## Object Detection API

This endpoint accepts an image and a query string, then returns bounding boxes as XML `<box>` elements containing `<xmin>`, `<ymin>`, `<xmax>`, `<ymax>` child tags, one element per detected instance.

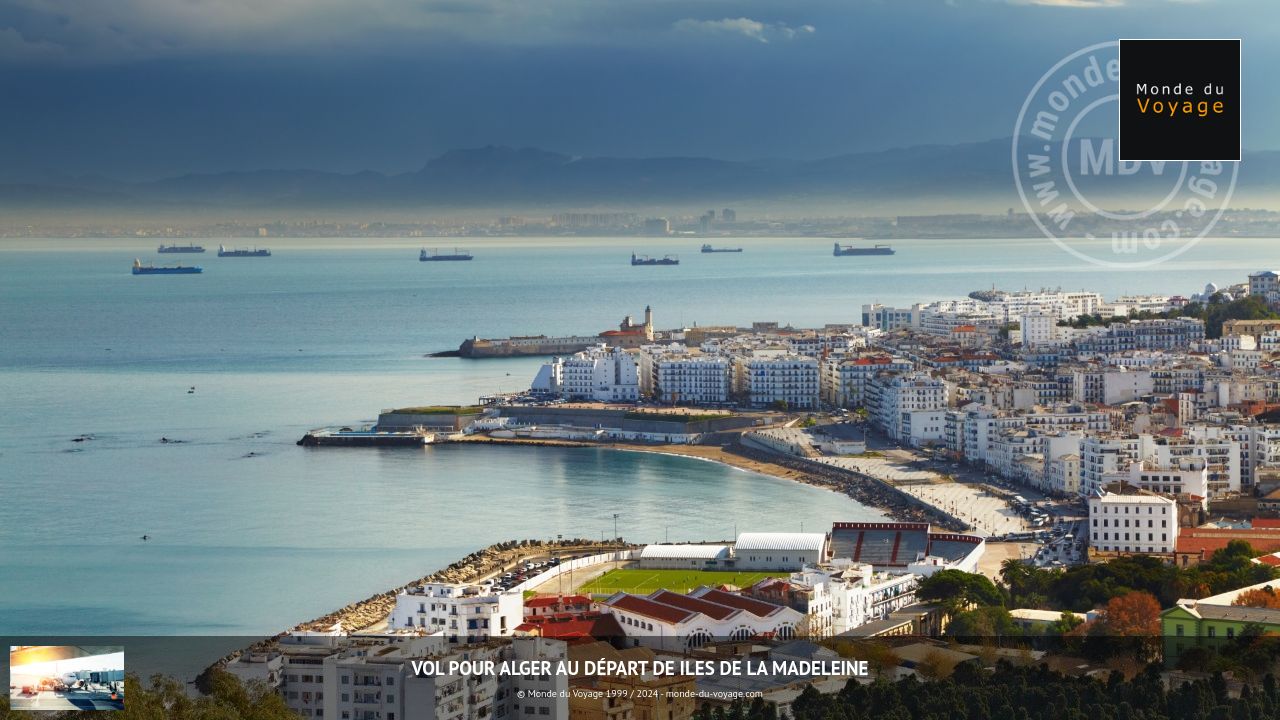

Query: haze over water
<box><xmin>1</xmin><ymin>235</ymin><xmax>1271</xmax><ymax>636</ymax></box>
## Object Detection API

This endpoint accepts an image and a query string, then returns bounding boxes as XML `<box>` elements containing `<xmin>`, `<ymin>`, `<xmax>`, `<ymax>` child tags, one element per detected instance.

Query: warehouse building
<box><xmin>732</xmin><ymin>532</ymin><xmax>829</xmax><ymax>571</ymax></box>
<box><xmin>638</xmin><ymin>544</ymin><xmax>732</xmax><ymax>570</ymax></box>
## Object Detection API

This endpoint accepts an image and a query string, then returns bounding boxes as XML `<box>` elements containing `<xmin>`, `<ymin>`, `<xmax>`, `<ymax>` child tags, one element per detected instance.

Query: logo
<box><xmin>1012</xmin><ymin>41</ymin><xmax>1238</xmax><ymax>268</ymax></box>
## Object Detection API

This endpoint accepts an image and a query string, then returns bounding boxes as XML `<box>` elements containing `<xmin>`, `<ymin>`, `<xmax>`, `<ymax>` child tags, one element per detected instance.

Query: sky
<box><xmin>0</xmin><ymin>0</ymin><xmax>1275</xmax><ymax>181</ymax></box>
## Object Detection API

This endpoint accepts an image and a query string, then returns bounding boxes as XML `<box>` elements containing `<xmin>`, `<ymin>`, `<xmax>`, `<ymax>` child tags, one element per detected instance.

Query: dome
<box><xmin>1204</xmin><ymin>282</ymin><xmax>1219</xmax><ymax>295</ymax></box>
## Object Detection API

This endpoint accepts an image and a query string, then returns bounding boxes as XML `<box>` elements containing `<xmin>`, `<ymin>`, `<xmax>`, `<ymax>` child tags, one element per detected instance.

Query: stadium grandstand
<box><xmin>830</xmin><ymin>522</ymin><xmax>984</xmax><ymax>574</ymax></box>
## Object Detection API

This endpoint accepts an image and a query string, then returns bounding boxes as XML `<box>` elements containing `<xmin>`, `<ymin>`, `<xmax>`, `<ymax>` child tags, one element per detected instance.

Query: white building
<box><xmin>1080</xmin><ymin>436</ymin><xmax>1141</xmax><ymax>496</ymax></box>
<box><xmin>228</xmin><ymin>634</ymin><xmax>566</xmax><ymax>720</ymax></box>
<box><xmin>643</xmin><ymin>347</ymin><xmax>732</xmax><ymax>405</ymax></box>
<box><xmin>1075</xmin><ymin>318</ymin><xmax>1205</xmax><ymax>354</ymax></box>
<box><xmin>820</xmin><ymin>354</ymin><xmax>914</xmax><ymax>408</ymax></box>
<box><xmin>737</xmin><ymin>354</ymin><xmax>820</xmax><ymax>410</ymax></box>
<box><xmin>638</xmin><ymin>544</ymin><xmax>731</xmax><ymax>570</ymax></box>
<box><xmin>1088</xmin><ymin>491</ymin><xmax>1178</xmax><ymax>555</ymax></box>
<box><xmin>1045</xmin><ymin>452</ymin><xmax>1082</xmax><ymax>496</ymax></box>
<box><xmin>1071</xmin><ymin>366</ymin><xmax>1154</xmax><ymax>405</ymax></box>
<box><xmin>1139</xmin><ymin>433</ymin><xmax>1241</xmax><ymax>497</ymax></box>
<box><xmin>868</xmin><ymin>372</ymin><xmax>949</xmax><ymax>444</ymax></box>
<box><xmin>1122</xmin><ymin>458</ymin><xmax>1211</xmax><ymax>499</ymax></box>
<box><xmin>389</xmin><ymin>583</ymin><xmax>524</xmax><ymax>643</ymax></box>
<box><xmin>532</xmin><ymin>344</ymin><xmax>639</xmax><ymax>402</ymax></box>
<box><xmin>861</xmin><ymin>303</ymin><xmax>922</xmax><ymax>331</ymax></box>
<box><xmin>1249</xmin><ymin>270</ymin><xmax>1280</xmax><ymax>304</ymax></box>
<box><xmin>733</xmin><ymin>532</ymin><xmax>829</xmax><ymax>571</ymax></box>
<box><xmin>1020</xmin><ymin>311</ymin><xmax>1060</xmax><ymax>348</ymax></box>
<box><xmin>600</xmin><ymin>588</ymin><xmax>805</xmax><ymax>652</ymax></box>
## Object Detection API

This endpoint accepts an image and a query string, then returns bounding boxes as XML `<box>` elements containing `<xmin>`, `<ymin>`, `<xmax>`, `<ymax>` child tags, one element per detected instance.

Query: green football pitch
<box><xmin>578</xmin><ymin>568</ymin><xmax>788</xmax><ymax>596</ymax></box>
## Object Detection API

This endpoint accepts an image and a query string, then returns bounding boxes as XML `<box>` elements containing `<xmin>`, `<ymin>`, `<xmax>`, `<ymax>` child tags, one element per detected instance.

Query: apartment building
<box><xmin>735</xmin><ymin>354</ymin><xmax>820</xmax><ymax>410</ymax></box>
<box><xmin>1089</xmin><ymin>491</ymin><xmax>1178</xmax><ymax>555</ymax></box>
<box><xmin>389</xmin><ymin>583</ymin><xmax>524</xmax><ymax>644</ymax></box>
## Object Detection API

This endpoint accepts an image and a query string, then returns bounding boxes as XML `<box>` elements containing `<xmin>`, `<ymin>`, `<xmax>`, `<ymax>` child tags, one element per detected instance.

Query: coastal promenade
<box><xmin>816</xmin><ymin>453</ymin><xmax>1029</xmax><ymax>538</ymax></box>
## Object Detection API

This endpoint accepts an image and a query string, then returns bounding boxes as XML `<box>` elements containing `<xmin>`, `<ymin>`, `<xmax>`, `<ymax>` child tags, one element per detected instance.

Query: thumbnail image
<box><xmin>8</xmin><ymin>646</ymin><xmax>125</xmax><ymax>712</ymax></box>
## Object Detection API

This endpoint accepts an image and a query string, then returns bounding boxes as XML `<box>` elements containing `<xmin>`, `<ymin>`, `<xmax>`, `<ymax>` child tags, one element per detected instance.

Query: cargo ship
<box><xmin>132</xmin><ymin>259</ymin><xmax>202</xmax><ymax>275</ymax></box>
<box><xmin>157</xmin><ymin>244</ymin><xmax>205</xmax><ymax>253</ymax></box>
<box><xmin>631</xmin><ymin>253</ymin><xmax>679</xmax><ymax>266</ymax></box>
<box><xmin>420</xmin><ymin>248</ymin><xmax>473</xmax><ymax>261</ymax></box>
<box><xmin>218</xmin><ymin>245</ymin><xmax>271</xmax><ymax>257</ymax></box>
<box><xmin>832</xmin><ymin>242</ymin><xmax>894</xmax><ymax>256</ymax></box>
<box><xmin>701</xmin><ymin>244</ymin><xmax>743</xmax><ymax>253</ymax></box>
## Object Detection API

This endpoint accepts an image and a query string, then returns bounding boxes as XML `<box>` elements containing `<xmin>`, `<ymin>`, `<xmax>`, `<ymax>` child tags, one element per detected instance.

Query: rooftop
<box><xmin>734</xmin><ymin>532</ymin><xmax>828</xmax><ymax>552</ymax></box>
<box><xmin>640</xmin><ymin>544</ymin><xmax>730</xmax><ymax>560</ymax></box>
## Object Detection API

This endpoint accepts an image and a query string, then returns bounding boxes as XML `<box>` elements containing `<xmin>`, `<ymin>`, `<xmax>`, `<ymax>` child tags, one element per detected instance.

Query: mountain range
<box><xmin>4</xmin><ymin>139</ymin><xmax>1278</xmax><ymax>212</ymax></box>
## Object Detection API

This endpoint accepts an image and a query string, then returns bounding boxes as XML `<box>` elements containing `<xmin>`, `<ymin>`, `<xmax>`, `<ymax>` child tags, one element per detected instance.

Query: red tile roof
<box><xmin>522</xmin><ymin>613</ymin><xmax>625</xmax><ymax>640</ymax></box>
<box><xmin>1177</xmin><ymin>528</ymin><xmax>1280</xmax><ymax>556</ymax></box>
<box><xmin>525</xmin><ymin>594</ymin><xmax>591</xmax><ymax>608</ymax></box>
<box><xmin>648</xmin><ymin>590</ymin><xmax>739</xmax><ymax>621</ymax></box>
<box><xmin>691</xmin><ymin>588</ymin><xmax>783</xmax><ymax>618</ymax></box>
<box><xmin>604</xmin><ymin>594</ymin><xmax>695</xmax><ymax>624</ymax></box>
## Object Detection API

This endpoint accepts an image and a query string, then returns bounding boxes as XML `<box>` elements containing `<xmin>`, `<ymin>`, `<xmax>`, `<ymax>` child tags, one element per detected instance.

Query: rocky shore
<box><xmin>293</xmin><ymin>537</ymin><xmax>628</xmax><ymax>633</ymax></box>
<box><xmin>721</xmin><ymin>443</ymin><xmax>968</xmax><ymax>531</ymax></box>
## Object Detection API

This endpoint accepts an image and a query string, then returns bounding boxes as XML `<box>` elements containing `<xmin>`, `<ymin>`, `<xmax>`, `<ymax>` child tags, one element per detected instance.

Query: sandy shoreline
<box><xmin>453</xmin><ymin>435</ymin><xmax>964</xmax><ymax>528</ymax></box>
<box><xmin>206</xmin><ymin>433</ymin><xmax>976</xmax><ymax>682</ymax></box>
<box><xmin>454</xmin><ymin>434</ymin><xmax>816</xmax><ymax>481</ymax></box>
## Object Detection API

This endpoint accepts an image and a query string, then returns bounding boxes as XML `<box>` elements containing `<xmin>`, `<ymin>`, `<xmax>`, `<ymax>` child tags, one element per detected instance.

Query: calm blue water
<box><xmin>0</xmin><ymin>235</ymin><xmax>1271</xmax><ymax>636</ymax></box>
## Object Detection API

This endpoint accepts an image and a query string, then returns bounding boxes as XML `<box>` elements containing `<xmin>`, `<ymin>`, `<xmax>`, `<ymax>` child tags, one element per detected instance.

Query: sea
<box><xmin>0</xmin><ymin>234</ymin><xmax>1271</xmax><ymax>638</ymax></box>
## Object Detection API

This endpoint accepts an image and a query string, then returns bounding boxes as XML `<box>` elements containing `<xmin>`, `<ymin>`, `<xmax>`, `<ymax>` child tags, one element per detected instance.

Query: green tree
<box><xmin>917</xmin><ymin>569</ymin><xmax>1006</xmax><ymax>614</ymax></box>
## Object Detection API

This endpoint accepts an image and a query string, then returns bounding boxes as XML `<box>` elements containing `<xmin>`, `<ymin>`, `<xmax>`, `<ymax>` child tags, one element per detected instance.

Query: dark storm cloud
<box><xmin>0</xmin><ymin>0</ymin><xmax>1271</xmax><ymax>179</ymax></box>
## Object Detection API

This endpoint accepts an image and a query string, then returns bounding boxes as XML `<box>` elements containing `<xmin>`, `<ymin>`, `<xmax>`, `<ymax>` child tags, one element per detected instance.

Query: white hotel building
<box><xmin>868</xmin><ymin>372</ymin><xmax>949</xmax><ymax>445</ymax></box>
<box><xmin>531</xmin><ymin>344</ymin><xmax>639</xmax><ymax>402</ymax></box>
<box><xmin>389</xmin><ymin>583</ymin><xmax>524</xmax><ymax>644</ymax></box>
<box><xmin>735</xmin><ymin>354</ymin><xmax>820</xmax><ymax>410</ymax></box>
<box><xmin>639</xmin><ymin>345</ymin><xmax>732</xmax><ymax>405</ymax></box>
<box><xmin>1088</xmin><ymin>491</ymin><xmax>1178</xmax><ymax>555</ymax></box>
<box><xmin>820</xmin><ymin>354</ymin><xmax>915</xmax><ymax>408</ymax></box>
